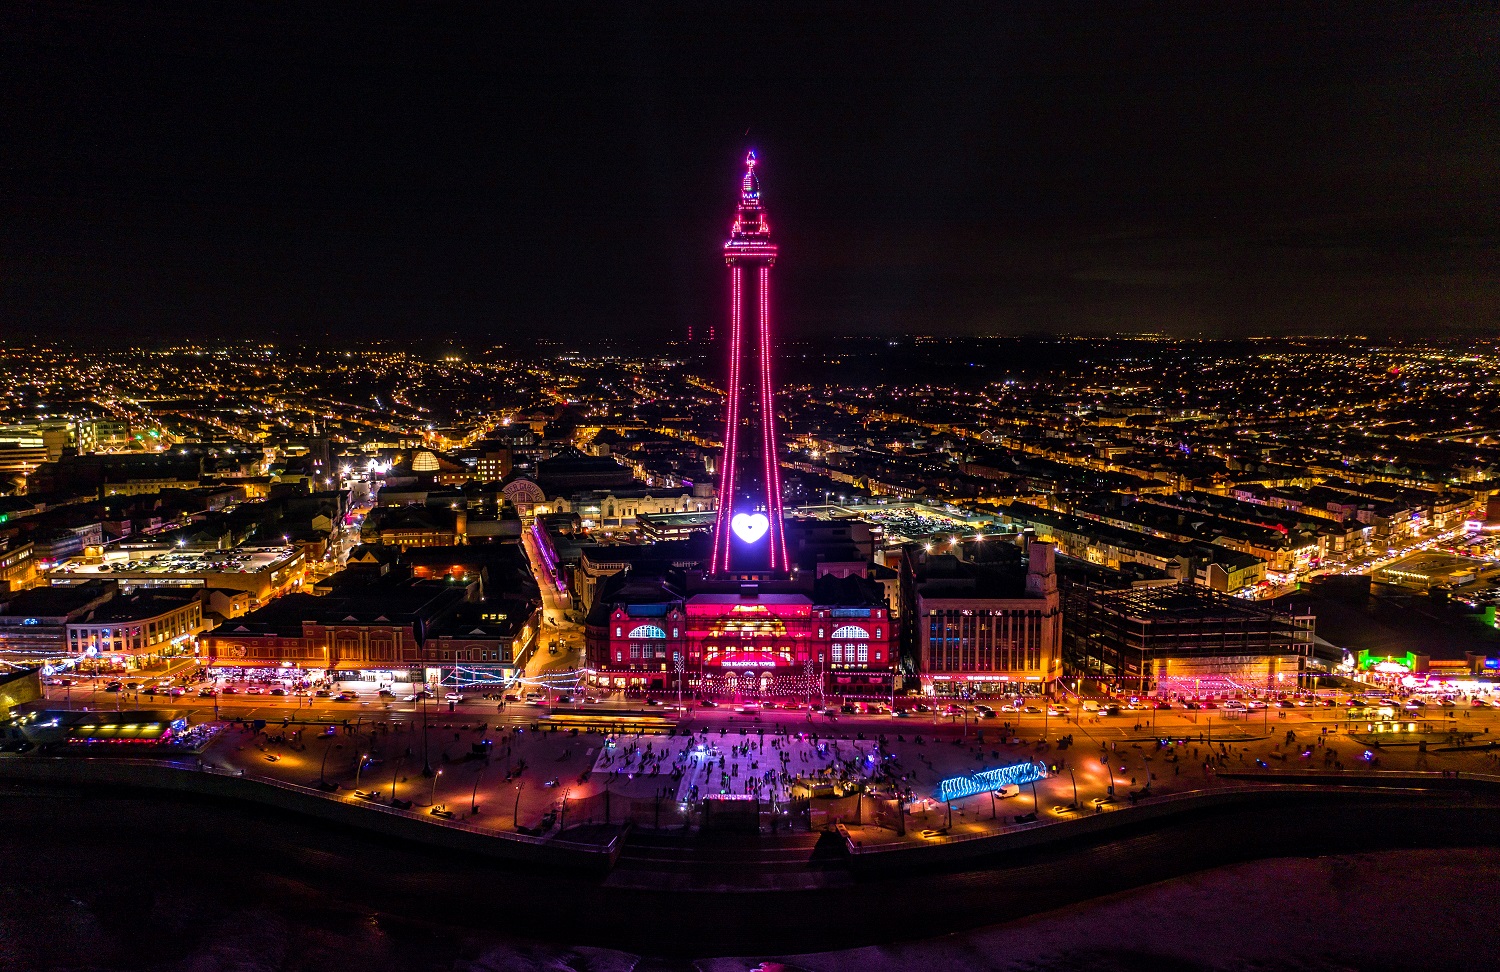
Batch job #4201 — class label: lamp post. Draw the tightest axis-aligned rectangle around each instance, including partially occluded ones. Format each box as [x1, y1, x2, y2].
[675, 651, 684, 712]
[319, 737, 338, 786]
[421, 691, 433, 776]
[389, 755, 404, 803]
[471, 762, 485, 814]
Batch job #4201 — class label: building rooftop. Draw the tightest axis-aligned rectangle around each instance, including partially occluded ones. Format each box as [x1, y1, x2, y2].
[1091, 583, 1306, 624]
[85, 592, 199, 623]
[0, 580, 116, 620]
[51, 545, 299, 578]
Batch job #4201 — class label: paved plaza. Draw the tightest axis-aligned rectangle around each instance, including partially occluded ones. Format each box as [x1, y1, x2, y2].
[592, 728, 886, 803]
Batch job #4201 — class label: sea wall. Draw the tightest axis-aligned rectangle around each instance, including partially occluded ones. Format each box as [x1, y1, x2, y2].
[0, 756, 621, 873]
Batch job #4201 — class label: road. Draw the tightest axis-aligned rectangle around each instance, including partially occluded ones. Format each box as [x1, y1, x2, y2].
[519, 522, 586, 680]
[39, 680, 1500, 744]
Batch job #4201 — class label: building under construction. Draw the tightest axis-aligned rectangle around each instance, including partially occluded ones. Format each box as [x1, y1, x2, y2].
[1061, 580, 1315, 693]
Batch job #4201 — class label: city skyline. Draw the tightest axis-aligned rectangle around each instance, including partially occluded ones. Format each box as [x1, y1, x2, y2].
[3, 3, 1497, 346]
[4, 7, 1500, 970]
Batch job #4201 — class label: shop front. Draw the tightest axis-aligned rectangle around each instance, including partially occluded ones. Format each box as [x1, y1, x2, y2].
[922, 673, 1049, 698]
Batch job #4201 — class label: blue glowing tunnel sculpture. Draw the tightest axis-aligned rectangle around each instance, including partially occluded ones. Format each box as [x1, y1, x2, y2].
[936, 760, 1048, 803]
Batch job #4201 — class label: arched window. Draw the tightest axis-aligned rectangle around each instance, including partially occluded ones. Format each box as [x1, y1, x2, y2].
[831, 625, 870, 640]
[627, 624, 667, 639]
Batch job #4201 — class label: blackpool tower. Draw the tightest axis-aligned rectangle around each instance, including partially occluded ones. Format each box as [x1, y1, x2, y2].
[710, 150, 788, 576]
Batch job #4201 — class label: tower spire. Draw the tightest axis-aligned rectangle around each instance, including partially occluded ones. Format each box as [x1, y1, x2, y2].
[741, 149, 759, 200]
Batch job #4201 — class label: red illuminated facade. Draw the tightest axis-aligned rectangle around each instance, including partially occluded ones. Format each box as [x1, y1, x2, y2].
[587, 575, 896, 699]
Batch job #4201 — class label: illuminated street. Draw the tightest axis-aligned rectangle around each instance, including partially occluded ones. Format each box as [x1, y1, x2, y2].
[4, 5, 1500, 967]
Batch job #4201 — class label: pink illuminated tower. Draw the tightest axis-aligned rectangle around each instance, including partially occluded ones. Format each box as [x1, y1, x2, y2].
[710, 150, 788, 576]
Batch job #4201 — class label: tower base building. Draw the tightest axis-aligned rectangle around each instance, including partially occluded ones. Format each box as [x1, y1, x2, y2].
[586, 569, 896, 700]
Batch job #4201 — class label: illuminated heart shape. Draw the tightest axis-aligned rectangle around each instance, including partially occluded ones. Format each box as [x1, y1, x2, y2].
[731, 512, 770, 545]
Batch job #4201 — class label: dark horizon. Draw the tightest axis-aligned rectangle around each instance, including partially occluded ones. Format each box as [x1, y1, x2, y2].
[2, 2, 1496, 345]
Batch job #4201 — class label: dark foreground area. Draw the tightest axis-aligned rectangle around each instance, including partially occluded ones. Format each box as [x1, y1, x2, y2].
[1, 784, 1497, 971]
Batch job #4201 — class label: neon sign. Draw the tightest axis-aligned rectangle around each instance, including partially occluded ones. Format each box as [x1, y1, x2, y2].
[731, 512, 769, 544]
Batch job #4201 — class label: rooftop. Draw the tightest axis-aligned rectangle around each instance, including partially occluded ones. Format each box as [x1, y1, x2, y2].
[51, 545, 299, 578]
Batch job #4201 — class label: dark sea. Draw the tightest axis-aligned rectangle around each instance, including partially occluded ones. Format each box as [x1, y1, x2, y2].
[2, 787, 1494, 972]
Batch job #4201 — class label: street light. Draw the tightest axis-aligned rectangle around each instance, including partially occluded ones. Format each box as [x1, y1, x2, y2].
[421, 692, 433, 776]
[319, 737, 339, 787]
[389, 755, 404, 803]
[471, 762, 486, 814]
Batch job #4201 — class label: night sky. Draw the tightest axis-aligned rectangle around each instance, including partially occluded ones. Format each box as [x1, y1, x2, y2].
[2, 2, 1496, 346]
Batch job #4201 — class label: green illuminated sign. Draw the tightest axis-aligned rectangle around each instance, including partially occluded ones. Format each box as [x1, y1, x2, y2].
[1356, 650, 1417, 671]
